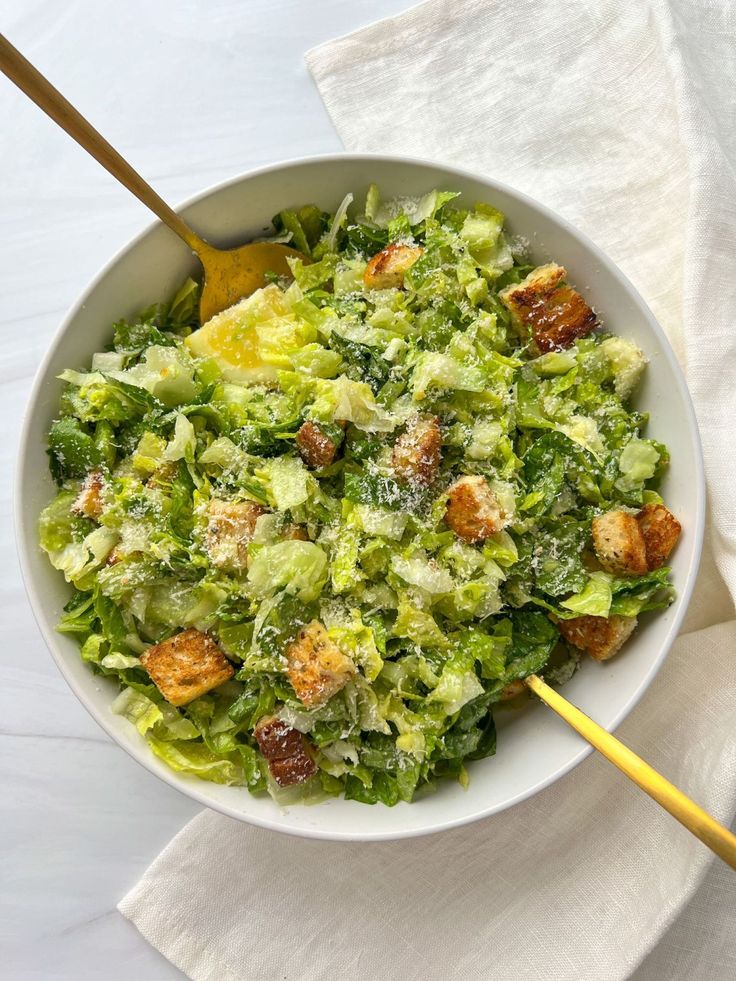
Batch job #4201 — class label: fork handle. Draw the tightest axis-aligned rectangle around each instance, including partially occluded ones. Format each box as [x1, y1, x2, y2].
[526, 674, 736, 870]
[0, 33, 207, 254]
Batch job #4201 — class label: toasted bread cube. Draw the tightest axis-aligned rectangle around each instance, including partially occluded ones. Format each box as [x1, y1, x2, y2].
[637, 503, 681, 570]
[364, 243, 424, 289]
[296, 421, 338, 469]
[269, 755, 317, 787]
[499, 263, 597, 353]
[392, 415, 442, 486]
[205, 498, 266, 572]
[253, 715, 305, 759]
[285, 620, 355, 708]
[445, 475, 505, 544]
[499, 679, 527, 701]
[140, 629, 234, 706]
[592, 510, 648, 576]
[72, 471, 106, 521]
[559, 614, 638, 661]
[254, 716, 317, 787]
[283, 523, 310, 541]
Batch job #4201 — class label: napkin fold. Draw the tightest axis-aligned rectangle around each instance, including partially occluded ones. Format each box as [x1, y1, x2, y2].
[120, 2, 736, 978]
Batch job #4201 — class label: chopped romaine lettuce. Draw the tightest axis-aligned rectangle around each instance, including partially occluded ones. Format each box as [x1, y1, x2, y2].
[38, 184, 676, 806]
[248, 540, 328, 603]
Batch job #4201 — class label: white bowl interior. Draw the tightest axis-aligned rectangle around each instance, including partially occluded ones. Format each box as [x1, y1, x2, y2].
[16, 155, 704, 840]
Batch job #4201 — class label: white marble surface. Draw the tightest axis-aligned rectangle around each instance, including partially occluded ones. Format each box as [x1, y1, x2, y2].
[1, 1, 733, 978]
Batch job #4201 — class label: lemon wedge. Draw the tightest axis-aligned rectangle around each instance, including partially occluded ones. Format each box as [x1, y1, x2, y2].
[186, 284, 294, 384]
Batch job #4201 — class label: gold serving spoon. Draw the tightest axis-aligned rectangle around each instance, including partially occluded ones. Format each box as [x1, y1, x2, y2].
[0, 34, 305, 322]
[526, 674, 736, 870]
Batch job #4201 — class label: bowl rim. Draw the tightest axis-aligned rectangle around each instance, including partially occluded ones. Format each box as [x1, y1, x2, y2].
[14, 151, 706, 841]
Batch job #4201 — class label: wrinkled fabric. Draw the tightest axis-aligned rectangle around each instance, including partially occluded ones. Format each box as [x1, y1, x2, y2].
[120, 3, 736, 978]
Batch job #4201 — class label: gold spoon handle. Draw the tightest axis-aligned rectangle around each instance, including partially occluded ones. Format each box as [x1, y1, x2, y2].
[526, 674, 736, 870]
[0, 33, 208, 255]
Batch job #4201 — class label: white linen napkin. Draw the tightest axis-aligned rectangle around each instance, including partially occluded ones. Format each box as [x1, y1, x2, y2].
[120, 2, 736, 978]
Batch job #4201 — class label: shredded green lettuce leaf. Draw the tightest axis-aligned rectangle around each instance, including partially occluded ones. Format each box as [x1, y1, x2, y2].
[38, 184, 677, 805]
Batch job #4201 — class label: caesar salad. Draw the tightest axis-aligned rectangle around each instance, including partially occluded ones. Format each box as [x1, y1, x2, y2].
[38, 185, 681, 804]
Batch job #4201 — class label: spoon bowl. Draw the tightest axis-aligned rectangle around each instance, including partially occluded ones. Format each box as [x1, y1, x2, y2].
[197, 240, 306, 322]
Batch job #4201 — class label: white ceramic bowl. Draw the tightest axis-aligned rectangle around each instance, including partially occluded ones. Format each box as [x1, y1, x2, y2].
[16, 154, 705, 840]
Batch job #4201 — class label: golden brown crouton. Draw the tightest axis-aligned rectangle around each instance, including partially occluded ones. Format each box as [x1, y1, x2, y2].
[499, 679, 527, 701]
[392, 415, 442, 486]
[205, 498, 266, 572]
[253, 716, 317, 787]
[285, 620, 356, 708]
[499, 263, 598, 353]
[140, 628, 234, 706]
[445, 475, 505, 544]
[558, 614, 638, 661]
[283, 523, 310, 541]
[72, 471, 106, 521]
[637, 503, 681, 570]
[296, 421, 338, 469]
[363, 243, 424, 289]
[591, 510, 648, 576]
